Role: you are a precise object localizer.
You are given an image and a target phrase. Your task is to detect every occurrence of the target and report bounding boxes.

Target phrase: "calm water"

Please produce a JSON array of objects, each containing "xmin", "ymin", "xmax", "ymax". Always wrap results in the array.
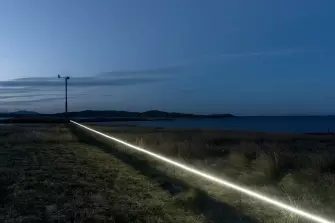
[{"xmin": 94, "ymin": 116, "xmax": 335, "ymax": 133}]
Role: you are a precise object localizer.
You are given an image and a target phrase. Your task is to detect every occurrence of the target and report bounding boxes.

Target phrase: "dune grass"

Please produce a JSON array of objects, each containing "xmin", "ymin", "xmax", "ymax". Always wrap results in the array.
[
  {"xmin": 81, "ymin": 124, "xmax": 335, "ymax": 223},
  {"xmin": 0, "ymin": 124, "xmax": 257, "ymax": 223},
  {"xmin": 1, "ymin": 123, "xmax": 334, "ymax": 222}
]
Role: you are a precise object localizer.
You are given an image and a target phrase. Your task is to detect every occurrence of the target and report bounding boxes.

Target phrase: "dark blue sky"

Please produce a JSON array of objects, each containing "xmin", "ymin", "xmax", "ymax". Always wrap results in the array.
[{"xmin": 1, "ymin": 0, "xmax": 335, "ymax": 115}]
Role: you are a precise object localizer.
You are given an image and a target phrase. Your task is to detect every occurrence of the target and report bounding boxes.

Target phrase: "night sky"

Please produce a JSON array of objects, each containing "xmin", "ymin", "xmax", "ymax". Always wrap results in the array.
[{"xmin": 1, "ymin": 0, "xmax": 335, "ymax": 115}]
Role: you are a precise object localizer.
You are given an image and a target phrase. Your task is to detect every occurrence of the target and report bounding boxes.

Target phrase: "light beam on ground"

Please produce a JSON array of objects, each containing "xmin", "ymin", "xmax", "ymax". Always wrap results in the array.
[{"xmin": 70, "ymin": 120, "xmax": 334, "ymax": 223}]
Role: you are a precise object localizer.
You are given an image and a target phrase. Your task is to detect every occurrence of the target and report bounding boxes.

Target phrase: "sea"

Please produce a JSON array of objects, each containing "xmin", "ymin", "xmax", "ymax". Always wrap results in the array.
[{"xmin": 92, "ymin": 116, "xmax": 335, "ymax": 133}]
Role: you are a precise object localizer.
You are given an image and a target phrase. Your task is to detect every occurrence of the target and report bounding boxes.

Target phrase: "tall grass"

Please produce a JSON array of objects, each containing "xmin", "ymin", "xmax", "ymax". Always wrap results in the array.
[{"xmin": 92, "ymin": 125, "xmax": 335, "ymax": 221}]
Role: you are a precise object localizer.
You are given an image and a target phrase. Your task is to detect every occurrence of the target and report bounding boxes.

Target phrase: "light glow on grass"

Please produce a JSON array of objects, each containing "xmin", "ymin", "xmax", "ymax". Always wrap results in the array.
[{"xmin": 70, "ymin": 120, "xmax": 334, "ymax": 223}]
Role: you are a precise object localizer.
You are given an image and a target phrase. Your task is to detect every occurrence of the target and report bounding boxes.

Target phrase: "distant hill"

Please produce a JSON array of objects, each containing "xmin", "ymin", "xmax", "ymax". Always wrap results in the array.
[
  {"xmin": 12, "ymin": 110, "xmax": 40, "ymax": 115},
  {"xmin": 0, "ymin": 109, "xmax": 234, "ymax": 118}
]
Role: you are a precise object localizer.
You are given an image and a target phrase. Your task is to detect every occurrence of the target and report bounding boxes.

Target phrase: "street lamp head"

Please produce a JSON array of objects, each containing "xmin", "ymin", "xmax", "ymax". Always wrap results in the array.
[{"xmin": 66, "ymin": 76, "xmax": 70, "ymax": 80}]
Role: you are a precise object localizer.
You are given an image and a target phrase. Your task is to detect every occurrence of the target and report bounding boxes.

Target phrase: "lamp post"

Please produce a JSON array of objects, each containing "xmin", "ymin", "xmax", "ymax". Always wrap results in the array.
[{"xmin": 58, "ymin": 74, "xmax": 70, "ymax": 121}]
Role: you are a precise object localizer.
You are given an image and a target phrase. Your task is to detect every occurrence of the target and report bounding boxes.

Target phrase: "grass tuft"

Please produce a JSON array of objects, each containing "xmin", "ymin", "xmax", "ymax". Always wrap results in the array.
[{"xmin": 252, "ymin": 151, "xmax": 287, "ymax": 181}]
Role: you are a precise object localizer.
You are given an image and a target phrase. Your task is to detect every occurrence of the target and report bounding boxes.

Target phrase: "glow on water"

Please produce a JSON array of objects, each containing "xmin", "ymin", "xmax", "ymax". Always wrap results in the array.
[{"xmin": 70, "ymin": 120, "xmax": 334, "ymax": 223}]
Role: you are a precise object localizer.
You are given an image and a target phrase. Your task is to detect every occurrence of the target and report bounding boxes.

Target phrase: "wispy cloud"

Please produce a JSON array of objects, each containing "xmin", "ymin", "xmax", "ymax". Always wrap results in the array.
[
  {"xmin": 0, "ymin": 69, "xmax": 176, "ymax": 112},
  {"xmin": 0, "ymin": 87, "xmax": 34, "ymax": 94},
  {"xmin": 217, "ymin": 48, "xmax": 321, "ymax": 58},
  {"xmin": 98, "ymin": 66, "xmax": 186, "ymax": 77},
  {"xmin": 0, "ymin": 77, "xmax": 170, "ymax": 87},
  {"xmin": 0, "ymin": 96, "xmax": 73, "ymax": 105},
  {"xmin": 0, "ymin": 93, "xmax": 64, "ymax": 100}
]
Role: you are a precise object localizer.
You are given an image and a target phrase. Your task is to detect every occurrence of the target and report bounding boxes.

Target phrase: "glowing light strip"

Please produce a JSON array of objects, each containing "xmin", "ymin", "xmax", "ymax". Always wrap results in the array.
[{"xmin": 70, "ymin": 120, "xmax": 334, "ymax": 223}]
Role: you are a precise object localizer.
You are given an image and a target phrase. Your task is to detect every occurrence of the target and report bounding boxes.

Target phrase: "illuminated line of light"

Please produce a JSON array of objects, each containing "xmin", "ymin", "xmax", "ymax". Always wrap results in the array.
[{"xmin": 70, "ymin": 120, "xmax": 334, "ymax": 223}]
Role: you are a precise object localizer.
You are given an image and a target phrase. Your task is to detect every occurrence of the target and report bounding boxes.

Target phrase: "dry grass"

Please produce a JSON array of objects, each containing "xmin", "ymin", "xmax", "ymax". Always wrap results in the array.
[
  {"xmin": 84, "ymin": 124, "xmax": 335, "ymax": 222},
  {"xmin": 1, "ymin": 125, "xmax": 202, "ymax": 222},
  {"xmin": 1, "ymin": 123, "xmax": 335, "ymax": 222},
  {"xmin": 0, "ymin": 124, "xmax": 258, "ymax": 223}
]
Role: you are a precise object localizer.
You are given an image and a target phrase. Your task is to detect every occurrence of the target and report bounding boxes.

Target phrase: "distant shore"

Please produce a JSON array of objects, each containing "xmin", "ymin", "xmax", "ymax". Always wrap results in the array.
[
  {"xmin": 0, "ymin": 109, "xmax": 235, "ymax": 119},
  {"xmin": 0, "ymin": 110, "xmax": 235, "ymax": 124},
  {"xmin": 0, "ymin": 115, "xmax": 234, "ymax": 124}
]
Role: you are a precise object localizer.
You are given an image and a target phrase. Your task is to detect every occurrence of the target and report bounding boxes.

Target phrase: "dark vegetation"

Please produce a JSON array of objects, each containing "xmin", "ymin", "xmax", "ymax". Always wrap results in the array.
[
  {"xmin": 0, "ymin": 124, "xmax": 255, "ymax": 223},
  {"xmin": 1, "ymin": 123, "xmax": 334, "ymax": 222},
  {"xmin": 82, "ymin": 124, "xmax": 335, "ymax": 222}
]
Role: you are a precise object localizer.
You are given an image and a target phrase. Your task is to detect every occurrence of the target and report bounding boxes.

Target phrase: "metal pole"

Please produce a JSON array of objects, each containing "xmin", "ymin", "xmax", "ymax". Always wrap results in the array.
[
  {"xmin": 65, "ymin": 78, "xmax": 68, "ymax": 120},
  {"xmin": 58, "ymin": 74, "xmax": 70, "ymax": 122}
]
